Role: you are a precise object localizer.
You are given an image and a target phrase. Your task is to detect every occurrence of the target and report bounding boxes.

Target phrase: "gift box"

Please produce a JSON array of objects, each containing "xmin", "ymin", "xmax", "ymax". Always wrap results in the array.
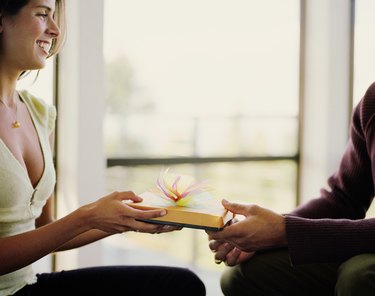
[{"xmin": 128, "ymin": 169, "xmax": 233, "ymax": 231}]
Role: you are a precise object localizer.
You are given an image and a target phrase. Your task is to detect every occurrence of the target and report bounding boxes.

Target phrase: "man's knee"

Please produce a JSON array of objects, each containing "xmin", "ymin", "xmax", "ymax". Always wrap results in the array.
[
  {"xmin": 220, "ymin": 251, "xmax": 286, "ymax": 296},
  {"xmin": 336, "ymin": 254, "xmax": 375, "ymax": 296},
  {"xmin": 220, "ymin": 266, "xmax": 240, "ymax": 296},
  {"xmin": 220, "ymin": 264, "xmax": 260, "ymax": 296},
  {"xmin": 220, "ymin": 249, "xmax": 337, "ymax": 296}
]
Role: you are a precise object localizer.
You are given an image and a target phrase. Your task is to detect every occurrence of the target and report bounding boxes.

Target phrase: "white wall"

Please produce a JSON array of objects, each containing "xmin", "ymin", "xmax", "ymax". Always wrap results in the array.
[
  {"xmin": 299, "ymin": 0, "xmax": 352, "ymax": 203},
  {"xmin": 55, "ymin": 0, "xmax": 106, "ymax": 269}
]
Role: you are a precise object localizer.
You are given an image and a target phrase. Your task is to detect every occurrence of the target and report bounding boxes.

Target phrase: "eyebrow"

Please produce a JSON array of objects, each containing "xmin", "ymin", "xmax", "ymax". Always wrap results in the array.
[{"xmin": 34, "ymin": 5, "xmax": 53, "ymax": 12}]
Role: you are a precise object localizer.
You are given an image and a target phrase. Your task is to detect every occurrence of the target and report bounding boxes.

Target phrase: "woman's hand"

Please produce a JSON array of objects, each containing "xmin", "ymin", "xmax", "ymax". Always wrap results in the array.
[{"xmin": 80, "ymin": 191, "xmax": 180, "ymax": 234}]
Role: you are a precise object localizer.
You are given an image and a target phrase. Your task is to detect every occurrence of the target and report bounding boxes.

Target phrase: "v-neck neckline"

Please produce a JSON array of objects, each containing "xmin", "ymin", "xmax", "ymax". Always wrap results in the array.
[{"xmin": 0, "ymin": 91, "xmax": 46, "ymax": 190}]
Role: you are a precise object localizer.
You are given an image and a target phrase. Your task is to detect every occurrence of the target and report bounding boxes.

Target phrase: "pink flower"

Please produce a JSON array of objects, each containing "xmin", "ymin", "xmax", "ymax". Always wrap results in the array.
[{"xmin": 156, "ymin": 168, "xmax": 211, "ymax": 204}]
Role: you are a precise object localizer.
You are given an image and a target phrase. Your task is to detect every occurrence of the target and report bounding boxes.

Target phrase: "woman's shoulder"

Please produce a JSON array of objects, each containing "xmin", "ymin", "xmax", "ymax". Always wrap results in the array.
[
  {"xmin": 18, "ymin": 89, "xmax": 50, "ymax": 108},
  {"xmin": 18, "ymin": 89, "xmax": 56, "ymax": 131}
]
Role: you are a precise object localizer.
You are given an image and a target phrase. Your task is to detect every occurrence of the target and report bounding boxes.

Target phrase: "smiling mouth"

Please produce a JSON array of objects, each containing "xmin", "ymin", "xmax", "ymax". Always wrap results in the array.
[{"xmin": 36, "ymin": 41, "xmax": 51, "ymax": 54}]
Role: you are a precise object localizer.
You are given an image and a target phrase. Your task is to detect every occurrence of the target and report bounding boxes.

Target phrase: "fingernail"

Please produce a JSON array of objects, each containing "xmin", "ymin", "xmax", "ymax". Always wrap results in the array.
[
  {"xmin": 135, "ymin": 195, "xmax": 143, "ymax": 200},
  {"xmin": 215, "ymin": 259, "xmax": 222, "ymax": 264},
  {"xmin": 159, "ymin": 210, "xmax": 167, "ymax": 216}
]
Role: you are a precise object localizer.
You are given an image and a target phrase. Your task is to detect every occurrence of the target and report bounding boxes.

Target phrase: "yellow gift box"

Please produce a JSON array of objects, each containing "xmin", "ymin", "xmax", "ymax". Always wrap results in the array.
[{"xmin": 128, "ymin": 169, "xmax": 233, "ymax": 231}]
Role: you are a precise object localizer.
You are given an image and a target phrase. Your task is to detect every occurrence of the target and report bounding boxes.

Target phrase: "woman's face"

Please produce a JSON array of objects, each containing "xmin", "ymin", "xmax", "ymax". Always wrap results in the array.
[{"xmin": 0, "ymin": 0, "xmax": 60, "ymax": 73}]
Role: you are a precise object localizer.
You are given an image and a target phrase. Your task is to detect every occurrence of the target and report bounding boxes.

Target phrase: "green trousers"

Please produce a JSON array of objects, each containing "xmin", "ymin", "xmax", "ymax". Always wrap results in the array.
[{"xmin": 220, "ymin": 248, "xmax": 375, "ymax": 296}]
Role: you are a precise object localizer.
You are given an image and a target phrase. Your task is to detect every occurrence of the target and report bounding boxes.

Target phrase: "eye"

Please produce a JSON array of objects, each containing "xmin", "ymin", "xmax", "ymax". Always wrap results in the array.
[{"xmin": 37, "ymin": 13, "xmax": 48, "ymax": 19}]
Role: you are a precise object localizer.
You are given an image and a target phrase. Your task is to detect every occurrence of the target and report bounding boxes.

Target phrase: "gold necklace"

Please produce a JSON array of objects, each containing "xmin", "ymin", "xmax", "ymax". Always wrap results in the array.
[{"xmin": 0, "ymin": 99, "xmax": 21, "ymax": 129}]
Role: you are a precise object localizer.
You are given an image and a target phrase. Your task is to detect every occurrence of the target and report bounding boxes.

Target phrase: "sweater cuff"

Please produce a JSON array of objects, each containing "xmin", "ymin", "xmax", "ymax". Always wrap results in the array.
[{"xmin": 285, "ymin": 215, "xmax": 375, "ymax": 265}]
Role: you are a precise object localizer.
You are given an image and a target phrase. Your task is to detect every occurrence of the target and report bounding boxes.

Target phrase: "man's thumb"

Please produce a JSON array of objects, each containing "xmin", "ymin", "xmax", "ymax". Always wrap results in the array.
[{"xmin": 222, "ymin": 199, "xmax": 248, "ymax": 216}]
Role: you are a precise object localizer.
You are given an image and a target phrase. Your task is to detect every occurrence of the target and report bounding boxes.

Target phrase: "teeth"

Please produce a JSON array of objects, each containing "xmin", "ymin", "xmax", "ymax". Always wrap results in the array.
[{"xmin": 37, "ymin": 41, "xmax": 51, "ymax": 53}]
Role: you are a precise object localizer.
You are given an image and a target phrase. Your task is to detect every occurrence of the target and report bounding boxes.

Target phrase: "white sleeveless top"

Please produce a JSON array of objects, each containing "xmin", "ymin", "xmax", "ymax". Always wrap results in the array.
[{"xmin": 0, "ymin": 90, "xmax": 56, "ymax": 295}]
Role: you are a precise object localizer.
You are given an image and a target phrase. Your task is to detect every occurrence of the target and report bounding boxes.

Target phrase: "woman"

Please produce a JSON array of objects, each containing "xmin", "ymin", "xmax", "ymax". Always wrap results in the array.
[{"xmin": 0, "ymin": 0, "xmax": 205, "ymax": 295}]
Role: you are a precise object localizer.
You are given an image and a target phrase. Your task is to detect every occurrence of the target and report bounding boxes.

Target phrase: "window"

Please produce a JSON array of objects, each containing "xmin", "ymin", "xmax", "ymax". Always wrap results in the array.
[
  {"xmin": 353, "ymin": 0, "xmax": 375, "ymax": 217},
  {"xmin": 103, "ymin": 0, "xmax": 300, "ymax": 292},
  {"xmin": 353, "ymin": 0, "xmax": 375, "ymax": 106}
]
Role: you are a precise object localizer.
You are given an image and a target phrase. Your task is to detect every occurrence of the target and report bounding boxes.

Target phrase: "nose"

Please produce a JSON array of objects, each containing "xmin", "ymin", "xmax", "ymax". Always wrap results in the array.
[{"xmin": 46, "ymin": 18, "xmax": 61, "ymax": 38}]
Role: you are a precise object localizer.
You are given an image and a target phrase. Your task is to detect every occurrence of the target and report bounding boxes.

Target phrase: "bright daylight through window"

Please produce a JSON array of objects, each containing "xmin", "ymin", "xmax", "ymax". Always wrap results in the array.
[
  {"xmin": 102, "ymin": 0, "xmax": 300, "ymax": 291},
  {"xmin": 353, "ymin": 0, "xmax": 375, "ymax": 217}
]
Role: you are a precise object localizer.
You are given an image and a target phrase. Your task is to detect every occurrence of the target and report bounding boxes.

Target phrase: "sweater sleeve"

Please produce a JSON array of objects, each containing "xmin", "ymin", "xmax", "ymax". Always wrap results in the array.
[{"xmin": 285, "ymin": 82, "xmax": 375, "ymax": 265}]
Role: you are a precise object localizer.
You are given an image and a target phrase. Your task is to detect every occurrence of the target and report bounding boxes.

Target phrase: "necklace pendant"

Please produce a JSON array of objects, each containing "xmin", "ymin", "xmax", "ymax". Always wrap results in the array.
[{"xmin": 12, "ymin": 121, "xmax": 21, "ymax": 128}]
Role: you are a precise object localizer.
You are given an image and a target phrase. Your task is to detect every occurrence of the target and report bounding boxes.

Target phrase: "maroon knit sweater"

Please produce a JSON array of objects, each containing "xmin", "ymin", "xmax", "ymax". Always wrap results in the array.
[{"xmin": 285, "ymin": 82, "xmax": 375, "ymax": 265}]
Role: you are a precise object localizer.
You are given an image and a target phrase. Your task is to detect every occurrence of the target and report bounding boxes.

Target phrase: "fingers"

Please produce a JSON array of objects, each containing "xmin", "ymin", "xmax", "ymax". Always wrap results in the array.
[
  {"xmin": 153, "ymin": 224, "xmax": 181, "ymax": 233},
  {"xmin": 128, "ymin": 207, "xmax": 167, "ymax": 220},
  {"xmin": 210, "ymin": 241, "xmax": 254, "ymax": 266},
  {"xmin": 162, "ymin": 225, "xmax": 183, "ymax": 231},
  {"xmin": 132, "ymin": 222, "xmax": 181, "ymax": 234},
  {"xmin": 131, "ymin": 221, "xmax": 164, "ymax": 233},
  {"xmin": 224, "ymin": 247, "xmax": 242, "ymax": 266},
  {"xmin": 209, "ymin": 240, "xmax": 234, "ymax": 264},
  {"xmin": 206, "ymin": 223, "xmax": 236, "ymax": 241},
  {"xmin": 208, "ymin": 239, "xmax": 219, "ymax": 251},
  {"xmin": 89, "ymin": 191, "xmax": 179, "ymax": 234},
  {"xmin": 222, "ymin": 199, "xmax": 250, "ymax": 216},
  {"xmin": 112, "ymin": 190, "xmax": 143, "ymax": 203}
]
